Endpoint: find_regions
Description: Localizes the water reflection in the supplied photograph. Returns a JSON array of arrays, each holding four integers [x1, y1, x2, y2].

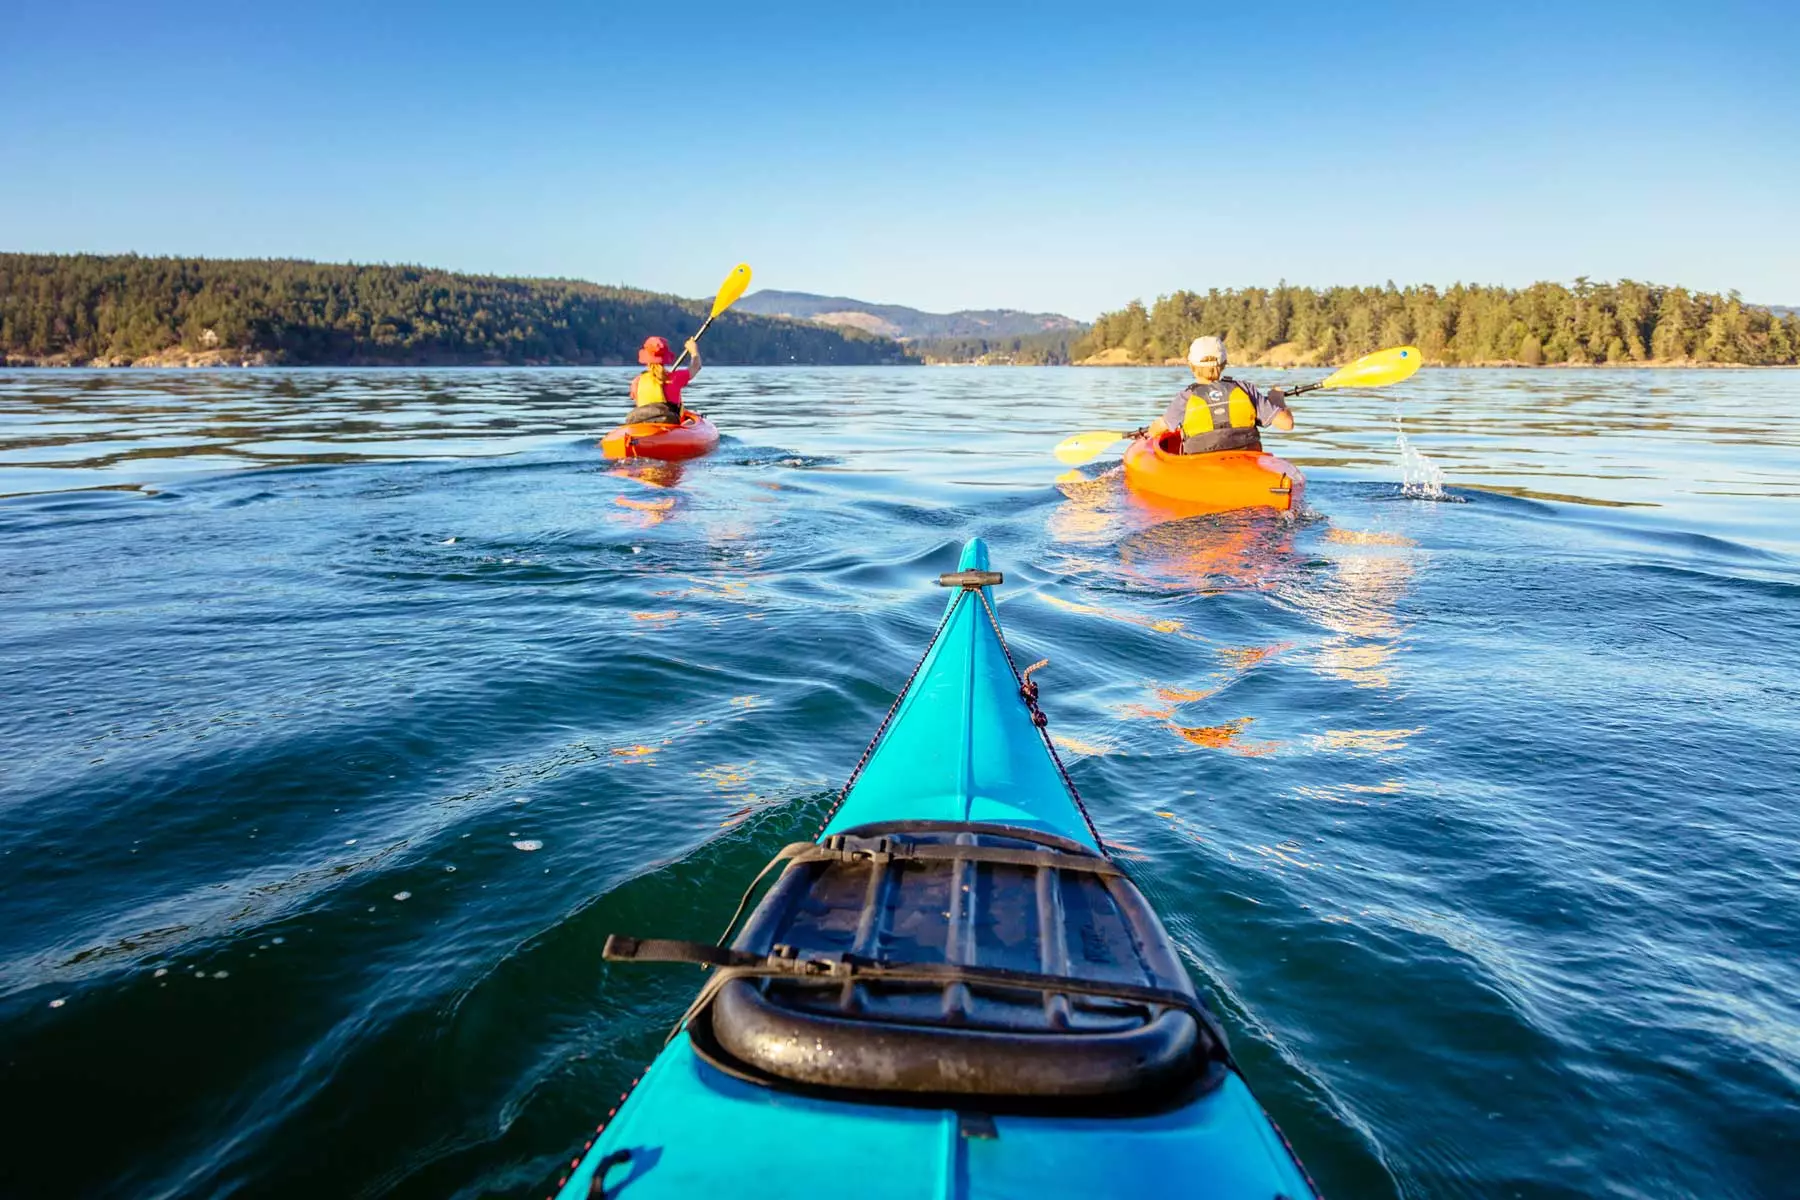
[[1051, 464, 1313, 595], [609, 459, 687, 490], [1278, 527, 1420, 690]]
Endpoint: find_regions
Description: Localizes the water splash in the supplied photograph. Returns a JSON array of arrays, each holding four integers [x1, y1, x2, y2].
[[1395, 413, 1446, 499]]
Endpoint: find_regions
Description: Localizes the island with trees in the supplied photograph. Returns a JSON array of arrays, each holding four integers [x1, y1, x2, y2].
[[1073, 280, 1800, 367], [910, 330, 1081, 365]]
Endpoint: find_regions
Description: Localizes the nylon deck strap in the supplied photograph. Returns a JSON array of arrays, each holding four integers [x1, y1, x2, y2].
[[610, 932, 1236, 1071], [605, 936, 1211, 1023]]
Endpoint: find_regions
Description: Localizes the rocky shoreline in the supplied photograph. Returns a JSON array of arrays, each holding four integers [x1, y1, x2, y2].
[[2, 348, 277, 368]]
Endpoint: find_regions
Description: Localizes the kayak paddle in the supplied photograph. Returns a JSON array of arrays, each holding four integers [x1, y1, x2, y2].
[[1283, 344, 1422, 396], [1052, 428, 1144, 465], [672, 262, 753, 369], [1051, 344, 1424, 466]]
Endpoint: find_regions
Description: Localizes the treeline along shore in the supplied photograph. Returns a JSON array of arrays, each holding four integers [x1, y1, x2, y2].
[[3, 254, 1795, 369], [1074, 281, 1800, 367], [0, 254, 909, 367]]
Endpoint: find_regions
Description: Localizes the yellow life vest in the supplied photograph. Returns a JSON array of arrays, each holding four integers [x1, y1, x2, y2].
[[632, 370, 667, 407], [1178, 380, 1261, 454]]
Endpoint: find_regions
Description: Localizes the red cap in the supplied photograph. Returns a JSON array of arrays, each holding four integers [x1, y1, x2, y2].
[[638, 336, 674, 365]]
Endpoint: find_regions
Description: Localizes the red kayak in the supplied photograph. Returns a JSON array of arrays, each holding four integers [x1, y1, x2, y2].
[[598, 412, 720, 462]]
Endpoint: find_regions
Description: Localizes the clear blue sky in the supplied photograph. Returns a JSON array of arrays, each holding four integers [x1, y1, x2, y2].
[[2, 0, 1795, 316]]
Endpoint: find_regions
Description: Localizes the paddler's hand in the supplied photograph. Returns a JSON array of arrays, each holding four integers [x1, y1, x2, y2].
[[684, 339, 699, 358]]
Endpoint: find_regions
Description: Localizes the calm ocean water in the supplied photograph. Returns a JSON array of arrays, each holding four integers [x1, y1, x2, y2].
[[2, 366, 1796, 1199]]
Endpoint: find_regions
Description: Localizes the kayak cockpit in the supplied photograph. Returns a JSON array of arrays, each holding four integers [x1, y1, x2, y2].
[[606, 822, 1232, 1112]]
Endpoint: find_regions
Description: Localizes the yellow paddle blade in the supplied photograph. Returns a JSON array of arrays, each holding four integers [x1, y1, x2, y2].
[[1317, 345, 1423, 390], [1053, 430, 1127, 466], [710, 263, 754, 318]]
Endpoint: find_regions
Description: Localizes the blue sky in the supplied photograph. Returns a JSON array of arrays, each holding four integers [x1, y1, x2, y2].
[[2, 0, 1795, 316]]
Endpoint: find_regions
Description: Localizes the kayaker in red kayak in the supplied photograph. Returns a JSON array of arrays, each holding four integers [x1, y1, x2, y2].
[[626, 335, 702, 425], [1160, 335, 1294, 453]]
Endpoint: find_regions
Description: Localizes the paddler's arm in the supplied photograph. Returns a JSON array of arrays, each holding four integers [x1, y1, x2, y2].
[[1250, 382, 1295, 431], [684, 338, 702, 378], [1159, 392, 1186, 431]]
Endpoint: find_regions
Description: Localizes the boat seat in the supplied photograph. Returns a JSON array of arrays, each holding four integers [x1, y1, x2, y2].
[[679, 822, 1230, 1108]]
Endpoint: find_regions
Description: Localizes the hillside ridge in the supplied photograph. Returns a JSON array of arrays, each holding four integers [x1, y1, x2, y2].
[[0, 254, 912, 367], [736, 289, 1083, 341]]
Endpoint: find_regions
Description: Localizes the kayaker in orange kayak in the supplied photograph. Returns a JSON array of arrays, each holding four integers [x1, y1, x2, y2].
[[625, 335, 702, 425], [1160, 335, 1294, 453]]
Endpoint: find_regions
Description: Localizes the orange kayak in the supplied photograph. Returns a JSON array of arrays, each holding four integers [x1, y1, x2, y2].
[[1122, 419, 1304, 514], [598, 412, 720, 462]]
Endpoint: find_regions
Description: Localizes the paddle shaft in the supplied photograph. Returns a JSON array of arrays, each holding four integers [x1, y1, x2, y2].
[[670, 313, 717, 371]]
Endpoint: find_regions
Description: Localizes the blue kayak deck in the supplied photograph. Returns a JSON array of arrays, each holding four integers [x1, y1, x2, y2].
[[557, 1037, 1313, 1199], [826, 539, 1098, 850], [551, 539, 1315, 1200]]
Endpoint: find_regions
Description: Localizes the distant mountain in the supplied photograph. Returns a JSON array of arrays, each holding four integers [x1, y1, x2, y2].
[[1764, 304, 1799, 319], [737, 289, 1084, 342]]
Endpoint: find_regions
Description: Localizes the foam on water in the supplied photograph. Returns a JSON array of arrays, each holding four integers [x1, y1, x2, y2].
[[1394, 412, 1448, 500]]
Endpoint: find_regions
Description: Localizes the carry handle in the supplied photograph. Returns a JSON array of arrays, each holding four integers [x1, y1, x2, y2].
[[936, 570, 1003, 589]]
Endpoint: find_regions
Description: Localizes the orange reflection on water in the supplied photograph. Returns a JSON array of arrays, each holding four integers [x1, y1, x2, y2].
[[611, 459, 687, 489], [1218, 642, 1292, 671], [1173, 717, 1248, 748], [1117, 516, 1304, 595], [610, 744, 658, 759], [1048, 469, 1120, 544], [1049, 468, 1309, 597], [1171, 717, 1282, 756], [1116, 636, 1293, 752], [1155, 685, 1215, 704], [613, 494, 676, 528]]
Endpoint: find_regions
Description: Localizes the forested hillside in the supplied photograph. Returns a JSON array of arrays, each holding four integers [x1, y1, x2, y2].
[[1076, 280, 1800, 366], [0, 255, 912, 366]]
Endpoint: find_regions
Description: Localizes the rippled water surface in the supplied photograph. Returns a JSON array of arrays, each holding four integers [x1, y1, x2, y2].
[[3, 366, 1797, 1199]]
